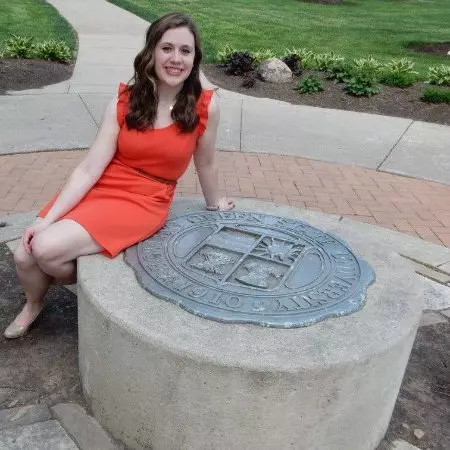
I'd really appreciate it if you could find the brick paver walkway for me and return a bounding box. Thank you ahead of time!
[1,150,450,247]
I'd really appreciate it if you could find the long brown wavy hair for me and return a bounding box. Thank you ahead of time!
[125,13,203,132]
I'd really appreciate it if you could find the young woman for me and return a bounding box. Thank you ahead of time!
[5,12,234,339]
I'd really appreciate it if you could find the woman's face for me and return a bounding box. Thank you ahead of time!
[154,27,196,87]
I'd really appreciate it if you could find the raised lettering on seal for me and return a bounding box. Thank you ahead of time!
[225,296,243,309]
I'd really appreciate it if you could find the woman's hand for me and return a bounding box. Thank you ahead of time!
[217,197,235,211]
[22,219,51,254]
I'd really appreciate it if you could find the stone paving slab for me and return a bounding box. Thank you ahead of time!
[380,121,450,185]
[0,211,37,243]
[391,439,421,450]
[216,97,242,151]
[76,47,136,66]
[216,87,271,102]
[78,93,241,149]
[411,261,450,284]
[79,93,110,125]
[0,405,52,431]
[7,82,71,96]
[47,0,148,35]
[68,84,118,94]
[438,261,450,274]
[417,275,450,311]
[75,34,145,50]
[0,420,78,450]
[337,218,450,268]
[71,66,133,87]
[241,99,412,168]
[52,403,120,450]
[419,311,448,327]
[0,95,97,155]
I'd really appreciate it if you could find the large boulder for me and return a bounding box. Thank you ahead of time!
[257,58,292,83]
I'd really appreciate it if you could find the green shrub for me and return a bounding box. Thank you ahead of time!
[421,87,450,104]
[283,47,315,68]
[5,34,34,58]
[427,65,450,86]
[326,61,352,83]
[352,56,383,75]
[216,44,236,64]
[345,71,380,97]
[380,72,417,88]
[383,58,418,75]
[380,58,418,87]
[295,75,324,94]
[252,49,277,66]
[34,40,72,63]
[313,52,345,71]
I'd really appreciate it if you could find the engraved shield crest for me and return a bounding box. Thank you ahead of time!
[126,211,375,328]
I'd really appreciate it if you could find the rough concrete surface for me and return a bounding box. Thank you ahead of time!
[241,99,411,168]
[0,204,449,449]
[0,404,52,431]
[0,95,97,155]
[77,198,427,450]
[0,211,37,243]
[52,403,120,450]
[0,420,78,450]
[390,439,421,450]
[380,121,450,185]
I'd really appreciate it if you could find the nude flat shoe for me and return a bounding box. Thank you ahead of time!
[4,306,44,339]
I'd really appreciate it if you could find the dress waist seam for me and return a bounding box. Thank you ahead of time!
[133,168,177,186]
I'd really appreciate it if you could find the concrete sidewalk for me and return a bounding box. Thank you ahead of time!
[0,0,449,185]
[0,403,121,450]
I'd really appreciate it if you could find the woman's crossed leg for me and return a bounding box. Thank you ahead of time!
[6,219,102,337]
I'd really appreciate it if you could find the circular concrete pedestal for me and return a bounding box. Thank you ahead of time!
[78,199,425,450]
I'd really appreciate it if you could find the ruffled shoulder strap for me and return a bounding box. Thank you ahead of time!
[116,82,130,128]
[196,89,215,136]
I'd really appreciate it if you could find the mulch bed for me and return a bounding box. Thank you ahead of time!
[408,42,450,57]
[0,58,74,94]
[202,64,450,126]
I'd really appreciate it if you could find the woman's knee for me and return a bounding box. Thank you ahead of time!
[14,244,37,271]
[31,233,65,269]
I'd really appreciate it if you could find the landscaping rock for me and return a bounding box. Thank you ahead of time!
[257,58,292,83]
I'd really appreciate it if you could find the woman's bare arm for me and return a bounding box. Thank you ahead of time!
[41,97,120,225]
[194,93,234,210]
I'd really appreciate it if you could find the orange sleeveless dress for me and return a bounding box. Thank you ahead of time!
[39,83,214,258]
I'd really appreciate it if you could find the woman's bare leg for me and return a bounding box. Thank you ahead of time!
[6,219,103,335]
[31,219,103,280]
[12,243,52,326]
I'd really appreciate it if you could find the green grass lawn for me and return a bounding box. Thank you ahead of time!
[108,0,450,75]
[0,0,76,51]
